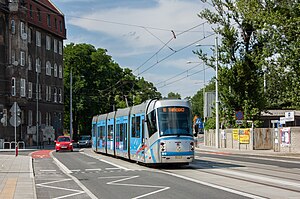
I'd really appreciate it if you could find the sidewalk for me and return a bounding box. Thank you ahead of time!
[0,155,36,199]
[196,143,300,159]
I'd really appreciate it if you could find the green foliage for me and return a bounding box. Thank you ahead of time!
[191,79,215,119]
[63,43,161,138]
[165,92,181,99]
[197,0,300,129]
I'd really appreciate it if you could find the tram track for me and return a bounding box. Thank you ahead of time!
[194,156,300,176]
[185,163,300,195]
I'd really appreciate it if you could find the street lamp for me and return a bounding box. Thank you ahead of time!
[194,36,219,148]
[215,37,219,149]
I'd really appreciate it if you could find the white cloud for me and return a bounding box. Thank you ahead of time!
[68,0,207,51]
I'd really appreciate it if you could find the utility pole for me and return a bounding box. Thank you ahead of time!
[70,67,73,140]
[215,36,219,148]
[36,70,39,149]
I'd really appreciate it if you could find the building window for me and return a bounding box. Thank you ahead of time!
[54,63,58,77]
[36,31,41,47]
[47,14,51,27]
[58,88,62,103]
[28,110,32,126]
[53,87,57,102]
[28,82,32,98]
[28,28,32,43]
[53,39,57,53]
[11,77,16,96]
[36,57,41,73]
[28,55,32,70]
[59,21,62,32]
[20,21,26,34]
[29,4,33,18]
[46,61,51,76]
[46,35,51,50]
[46,86,51,101]
[11,50,16,64]
[20,51,25,66]
[59,65,62,78]
[11,20,15,34]
[46,112,51,126]
[37,9,41,22]
[20,78,26,97]
[55,18,57,29]
[58,41,62,55]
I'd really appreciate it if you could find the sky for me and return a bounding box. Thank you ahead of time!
[51,0,217,98]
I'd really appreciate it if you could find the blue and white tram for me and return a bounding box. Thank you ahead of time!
[92,99,194,164]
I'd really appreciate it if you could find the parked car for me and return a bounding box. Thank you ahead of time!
[55,136,73,152]
[77,135,92,148]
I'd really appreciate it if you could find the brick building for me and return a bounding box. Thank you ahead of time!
[0,0,66,148]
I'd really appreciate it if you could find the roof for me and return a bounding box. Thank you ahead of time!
[38,0,64,15]
[261,110,300,116]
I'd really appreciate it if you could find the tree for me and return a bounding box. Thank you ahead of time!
[197,0,300,128]
[191,79,215,119]
[166,92,181,99]
[63,43,161,138]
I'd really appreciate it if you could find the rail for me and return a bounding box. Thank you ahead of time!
[2,141,26,149]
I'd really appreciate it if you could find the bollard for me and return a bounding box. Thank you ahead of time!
[15,146,18,156]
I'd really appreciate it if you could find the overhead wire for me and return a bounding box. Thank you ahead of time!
[157,65,211,89]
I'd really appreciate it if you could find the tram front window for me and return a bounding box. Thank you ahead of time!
[158,107,192,137]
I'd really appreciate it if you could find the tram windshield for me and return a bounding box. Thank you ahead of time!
[157,106,192,137]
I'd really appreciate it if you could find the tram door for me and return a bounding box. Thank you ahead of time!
[130,114,145,162]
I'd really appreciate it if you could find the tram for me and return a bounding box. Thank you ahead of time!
[92,99,194,164]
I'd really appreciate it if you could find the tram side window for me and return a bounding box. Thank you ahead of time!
[147,110,157,138]
[132,116,141,138]
[108,125,113,141]
[131,117,136,137]
[100,126,105,140]
[92,124,96,137]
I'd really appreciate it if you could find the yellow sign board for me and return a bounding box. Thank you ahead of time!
[232,128,250,144]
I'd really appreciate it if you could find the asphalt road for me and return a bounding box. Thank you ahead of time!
[29,148,300,199]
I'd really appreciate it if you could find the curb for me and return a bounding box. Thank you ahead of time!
[195,147,300,159]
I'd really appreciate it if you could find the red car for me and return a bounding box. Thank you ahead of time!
[55,136,73,152]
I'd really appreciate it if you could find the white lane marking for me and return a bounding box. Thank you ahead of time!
[105,167,121,170]
[38,179,71,185]
[40,170,57,172]
[85,168,101,171]
[157,170,266,199]
[99,159,130,171]
[87,162,96,164]
[70,169,80,172]
[36,179,85,199]
[215,169,300,188]
[51,151,98,199]
[99,175,170,199]
[52,155,72,174]
[83,151,132,171]
[53,191,85,199]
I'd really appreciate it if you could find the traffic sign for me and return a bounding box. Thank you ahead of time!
[9,116,21,127]
[10,102,21,114]
[236,120,243,125]
[235,111,244,120]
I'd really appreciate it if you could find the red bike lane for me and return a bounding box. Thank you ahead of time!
[31,150,53,159]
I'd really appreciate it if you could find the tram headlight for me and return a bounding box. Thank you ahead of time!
[160,141,166,151]
[190,142,194,151]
